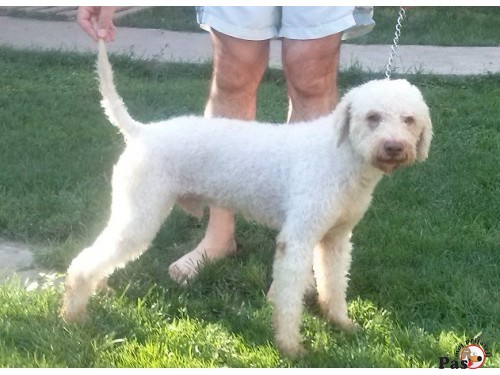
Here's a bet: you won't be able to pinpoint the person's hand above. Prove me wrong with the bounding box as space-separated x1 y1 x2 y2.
77 6 118 42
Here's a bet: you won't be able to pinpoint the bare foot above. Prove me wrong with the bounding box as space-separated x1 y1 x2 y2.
169 206 237 283
168 237 237 283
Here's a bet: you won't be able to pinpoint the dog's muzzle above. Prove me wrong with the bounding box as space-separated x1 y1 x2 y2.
374 140 411 173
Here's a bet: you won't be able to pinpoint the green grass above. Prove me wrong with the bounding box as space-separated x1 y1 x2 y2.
116 6 199 33
0 7 68 21
352 6 500 46
115 6 500 47
0 47 499 367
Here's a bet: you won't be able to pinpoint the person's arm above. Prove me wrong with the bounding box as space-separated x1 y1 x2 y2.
77 6 118 42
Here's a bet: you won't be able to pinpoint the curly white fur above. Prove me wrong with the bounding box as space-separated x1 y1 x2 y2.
61 40 432 356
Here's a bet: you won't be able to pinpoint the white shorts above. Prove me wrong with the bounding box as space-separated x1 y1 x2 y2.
196 6 375 41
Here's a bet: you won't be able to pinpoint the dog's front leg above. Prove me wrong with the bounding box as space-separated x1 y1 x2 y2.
268 234 315 356
313 227 357 331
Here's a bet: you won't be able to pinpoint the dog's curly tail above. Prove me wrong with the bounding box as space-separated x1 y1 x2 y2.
97 39 142 138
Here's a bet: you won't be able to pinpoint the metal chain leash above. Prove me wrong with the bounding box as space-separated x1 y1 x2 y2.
385 6 407 79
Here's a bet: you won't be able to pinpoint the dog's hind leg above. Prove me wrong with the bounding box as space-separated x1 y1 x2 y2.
313 227 357 331
61 161 174 322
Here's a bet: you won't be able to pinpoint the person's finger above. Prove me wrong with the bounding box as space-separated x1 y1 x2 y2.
100 23 116 42
77 7 99 42
97 7 118 42
97 29 108 40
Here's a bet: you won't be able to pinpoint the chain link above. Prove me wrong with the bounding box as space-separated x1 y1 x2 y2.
385 7 406 79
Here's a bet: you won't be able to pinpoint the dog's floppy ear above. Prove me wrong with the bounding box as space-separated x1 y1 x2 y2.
416 109 433 161
334 99 351 147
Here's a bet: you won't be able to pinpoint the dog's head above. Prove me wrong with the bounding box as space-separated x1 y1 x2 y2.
335 79 433 174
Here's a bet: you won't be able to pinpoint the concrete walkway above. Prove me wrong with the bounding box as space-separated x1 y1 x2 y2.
1 15 500 75
1 14 499 287
0 238 62 289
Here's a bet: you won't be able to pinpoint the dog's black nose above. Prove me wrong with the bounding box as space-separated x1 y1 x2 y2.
384 141 404 157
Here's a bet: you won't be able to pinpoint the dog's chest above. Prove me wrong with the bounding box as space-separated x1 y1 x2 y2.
328 177 377 230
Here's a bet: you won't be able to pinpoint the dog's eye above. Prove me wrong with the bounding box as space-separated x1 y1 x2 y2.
367 112 382 123
366 112 382 130
403 116 415 125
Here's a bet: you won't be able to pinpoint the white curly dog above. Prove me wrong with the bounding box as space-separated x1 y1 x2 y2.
61 40 432 356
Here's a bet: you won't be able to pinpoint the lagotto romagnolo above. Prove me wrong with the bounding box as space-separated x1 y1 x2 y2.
61 40 432 356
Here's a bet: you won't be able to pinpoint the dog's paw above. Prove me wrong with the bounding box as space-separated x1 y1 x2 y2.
60 296 90 324
334 317 359 333
277 340 308 358
60 305 90 324
96 279 115 295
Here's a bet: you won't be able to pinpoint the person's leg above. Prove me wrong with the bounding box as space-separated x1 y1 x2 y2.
169 30 270 283
282 33 342 123
204 30 271 119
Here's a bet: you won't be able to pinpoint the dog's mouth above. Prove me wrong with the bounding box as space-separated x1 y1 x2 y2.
372 141 415 174
374 156 409 174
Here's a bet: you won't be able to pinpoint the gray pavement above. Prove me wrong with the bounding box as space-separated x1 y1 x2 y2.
0 238 63 289
1 14 499 286
0 238 38 282
1 15 500 75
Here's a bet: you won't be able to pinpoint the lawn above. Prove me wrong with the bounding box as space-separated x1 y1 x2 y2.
0 46 498 367
115 6 500 47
